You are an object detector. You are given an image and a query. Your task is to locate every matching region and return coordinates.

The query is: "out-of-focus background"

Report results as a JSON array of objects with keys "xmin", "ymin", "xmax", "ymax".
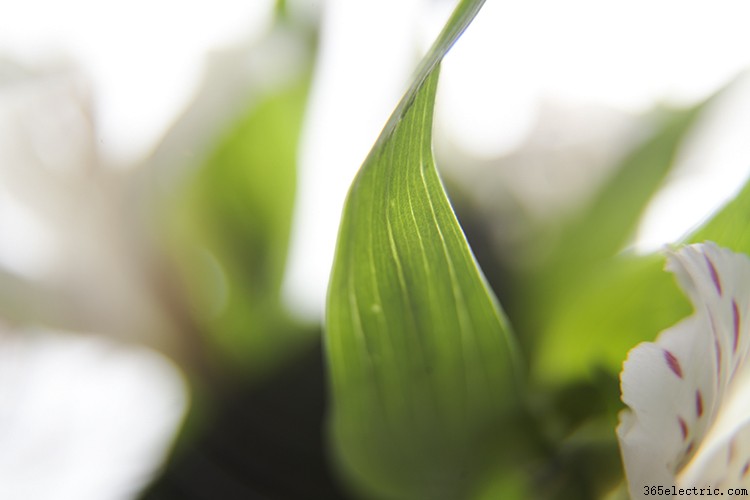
[{"xmin": 2, "ymin": 0, "xmax": 750, "ymax": 498}]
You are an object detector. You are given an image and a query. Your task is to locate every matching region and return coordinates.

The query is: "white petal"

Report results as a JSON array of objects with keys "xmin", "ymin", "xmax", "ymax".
[
  {"xmin": 618, "ymin": 242, "xmax": 750, "ymax": 499},
  {"xmin": 618, "ymin": 315, "xmax": 716, "ymax": 498},
  {"xmin": 668, "ymin": 243, "xmax": 750, "ymax": 398},
  {"xmin": 679, "ymin": 416, "xmax": 750, "ymax": 491}
]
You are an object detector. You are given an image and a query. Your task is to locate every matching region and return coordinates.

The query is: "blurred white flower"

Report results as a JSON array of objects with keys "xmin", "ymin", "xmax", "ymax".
[
  {"xmin": 0, "ymin": 60, "xmax": 179, "ymax": 349},
  {"xmin": 618, "ymin": 242, "xmax": 750, "ymax": 497},
  {"xmin": 0, "ymin": 60, "xmax": 189, "ymax": 499}
]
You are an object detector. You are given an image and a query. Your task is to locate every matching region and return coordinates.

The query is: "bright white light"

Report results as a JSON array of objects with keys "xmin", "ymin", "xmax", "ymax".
[
  {"xmin": 435, "ymin": 0, "xmax": 540, "ymax": 158},
  {"xmin": 0, "ymin": 328, "xmax": 188, "ymax": 500},
  {"xmin": 0, "ymin": 188, "xmax": 56, "ymax": 279},
  {"xmin": 431, "ymin": 0, "xmax": 750, "ymax": 254},
  {"xmin": 0, "ymin": 0, "xmax": 275, "ymax": 165}
]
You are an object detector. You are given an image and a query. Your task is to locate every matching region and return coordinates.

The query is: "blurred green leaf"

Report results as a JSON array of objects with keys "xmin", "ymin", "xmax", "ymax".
[
  {"xmin": 546, "ymin": 105, "xmax": 704, "ymax": 274},
  {"xmin": 534, "ymin": 253, "xmax": 690, "ymax": 383},
  {"xmin": 524, "ymin": 95, "xmax": 716, "ymax": 385},
  {"xmin": 169, "ymin": 68, "xmax": 311, "ymax": 376},
  {"xmin": 473, "ymin": 472, "xmax": 530, "ymax": 500},
  {"xmin": 326, "ymin": 2, "xmax": 526, "ymax": 498}
]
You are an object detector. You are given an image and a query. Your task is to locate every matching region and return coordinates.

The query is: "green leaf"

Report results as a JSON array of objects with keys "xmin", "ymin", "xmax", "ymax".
[
  {"xmin": 326, "ymin": 1, "xmax": 524, "ymax": 498},
  {"xmin": 520, "ymin": 81, "xmax": 750, "ymax": 394},
  {"xmin": 166, "ymin": 62, "xmax": 312, "ymax": 376},
  {"xmin": 526, "ymin": 96, "xmax": 715, "ymax": 384},
  {"xmin": 545, "ymin": 104, "xmax": 707, "ymax": 278},
  {"xmin": 534, "ymin": 253, "xmax": 690, "ymax": 383}
]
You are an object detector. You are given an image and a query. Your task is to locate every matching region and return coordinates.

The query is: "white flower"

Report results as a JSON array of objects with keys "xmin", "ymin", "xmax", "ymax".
[
  {"xmin": 0, "ymin": 60, "xmax": 189, "ymax": 500},
  {"xmin": 618, "ymin": 242, "xmax": 750, "ymax": 498}
]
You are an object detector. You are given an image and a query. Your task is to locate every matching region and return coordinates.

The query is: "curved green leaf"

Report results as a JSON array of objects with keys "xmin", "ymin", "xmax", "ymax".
[{"xmin": 326, "ymin": 2, "xmax": 524, "ymax": 498}]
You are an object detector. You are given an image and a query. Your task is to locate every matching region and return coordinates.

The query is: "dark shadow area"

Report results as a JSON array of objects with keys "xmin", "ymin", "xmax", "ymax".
[{"xmin": 142, "ymin": 341, "xmax": 352, "ymax": 500}]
